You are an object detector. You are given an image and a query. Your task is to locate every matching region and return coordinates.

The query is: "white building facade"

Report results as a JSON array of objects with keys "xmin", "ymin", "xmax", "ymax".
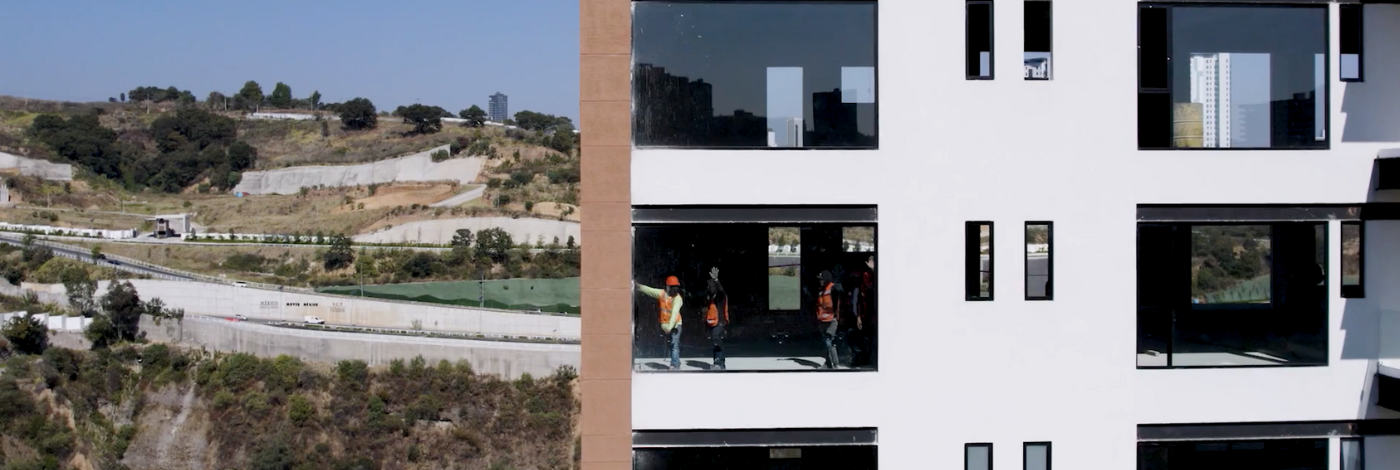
[{"xmin": 580, "ymin": 1, "xmax": 1400, "ymax": 469}]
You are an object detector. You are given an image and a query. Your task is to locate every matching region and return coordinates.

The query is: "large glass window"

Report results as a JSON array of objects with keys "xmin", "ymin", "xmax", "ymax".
[
  {"xmin": 636, "ymin": 445, "xmax": 876, "ymax": 470},
  {"xmin": 1138, "ymin": 4, "xmax": 1328, "ymax": 149},
  {"xmin": 633, "ymin": 1, "xmax": 878, "ymax": 148},
  {"xmin": 1138, "ymin": 439, "xmax": 1327, "ymax": 470},
  {"xmin": 633, "ymin": 208, "xmax": 877, "ymax": 372},
  {"xmin": 1026, "ymin": 222, "xmax": 1052, "ymax": 300},
  {"xmin": 1137, "ymin": 223, "xmax": 1327, "ymax": 368},
  {"xmin": 1024, "ymin": 1, "xmax": 1052, "ymax": 80}
]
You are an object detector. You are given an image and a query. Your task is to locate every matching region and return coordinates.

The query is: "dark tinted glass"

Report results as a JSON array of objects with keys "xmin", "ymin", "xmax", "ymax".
[
  {"xmin": 966, "ymin": 222, "xmax": 993, "ymax": 300},
  {"xmin": 633, "ymin": 1, "xmax": 878, "ymax": 148},
  {"xmin": 1026, "ymin": 223, "xmax": 1051, "ymax": 300},
  {"xmin": 635, "ymin": 445, "xmax": 877, "ymax": 470},
  {"xmin": 1025, "ymin": 1, "xmax": 1052, "ymax": 80},
  {"xmin": 1170, "ymin": 6, "xmax": 1327, "ymax": 149},
  {"xmin": 1341, "ymin": 5, "xmax": 1363, "ymax": 81},
  {"xmin": 1139, "ymin": 6, "xmax": 1169, "ymax": 90},
  {"xmin": 967, "ymin": 2, "xmax": 994, "ymax": 79},
  {"xmin": 1137, "ymin": 440, "xmax": 1327, "ymax": 470},
  {"xmin": 1137, "ymin": 223, "xmax": 1327, "ymax": 368},
  {"xmin": 1342, "ymin": 221, "xmax": 1363, "ymax": 297},
  {"xmin": 633, "ymin": 222, "xmax": 877, "ymax": 371}
]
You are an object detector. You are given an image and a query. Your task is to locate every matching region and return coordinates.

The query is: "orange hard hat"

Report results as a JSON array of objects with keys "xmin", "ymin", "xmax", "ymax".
[{"xmin": 665, "ymin": 276, "xmax": 680, "ymax": 287}]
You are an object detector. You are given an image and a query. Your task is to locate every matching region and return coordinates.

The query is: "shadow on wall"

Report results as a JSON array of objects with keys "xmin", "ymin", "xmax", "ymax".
[
  {"xmin": 1342, "ymin": 163, "xmax": 1400, "ymax": 420},
  {"xmin": 1341, "ymin": 5, "xmax": 1400, "ymax": 143}
]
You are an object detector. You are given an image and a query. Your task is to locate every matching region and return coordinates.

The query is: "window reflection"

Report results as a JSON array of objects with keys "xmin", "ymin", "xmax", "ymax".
[
  {"xmin": 633, "ymin": 1, "xmax": 878, "ymax": 148},
  {"xmin": 1139, "ymin": 5, "xmax": 1328, "ymax": 149},
  {"xmin": 1342, "ymin": 222, "xmax": 1363, "ymax": 297},
  {"xmin": 1138, "ymin": 440, "xmax": 1327, "ymax": 470},
  {"xmin": 1026, "ymin": 223, "xmax": 1052, "ymax": 300},
  {"xmin": 635, "ymin": 445, "xmax": 877, "ymax": 470},
  {"xmin": 1138, "ymin": 223, "xmax": 1327, "ymax": 368},
  {"xmin": 634, "ymin": 223, "xmax": 877, "ymax": 371}
]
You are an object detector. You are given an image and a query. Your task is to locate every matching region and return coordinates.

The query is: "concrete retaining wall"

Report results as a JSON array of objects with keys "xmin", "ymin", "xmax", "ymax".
[
  {"xmin": 232, "ymin": 145, "xmax": 482, "ymax": 195},
  {"xmin": 0, "ymin": 151, "xmax": 73, "ymax": 181},
  {"xmin": 141, "ymin": 315, "xmax": 577, "ymax": 379},
  {"xmin": 0, "ymin": 311, "xmax": 92, "ymax": 332},
  {"xmin": 27, "ymin": 280, "xmax": 581, "ymax": 340},
  {"xmin": 354, "ymin": 217, "xmax": 581, "ymax": 246}
]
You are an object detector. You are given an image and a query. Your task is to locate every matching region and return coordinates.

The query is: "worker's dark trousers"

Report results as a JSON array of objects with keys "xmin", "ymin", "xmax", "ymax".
[
  {"xmin": 668, "ymin": 325, "xmax": 682, "ymax": 370},
  {"xmin": 709, "ymin": 324, "xmax": 725, "ymax": 370},
  {"xmin": 820, "ymin": 320, "xmax": 839, "ymax": 369}
]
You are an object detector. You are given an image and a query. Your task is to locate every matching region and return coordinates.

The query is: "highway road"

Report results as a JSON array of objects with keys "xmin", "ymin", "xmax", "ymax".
[{"xmin": 0, "ymin": 234, "xmax": 195, "ymax": 281}]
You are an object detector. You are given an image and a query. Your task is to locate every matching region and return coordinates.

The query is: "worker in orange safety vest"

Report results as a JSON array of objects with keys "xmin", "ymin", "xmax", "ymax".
[
  {"xmin": 813, "ymin": 270, "xmax": 841, "ymax": 369},
  {"xmin": 636, "ymin": 275, "xmax": 683, "ymax": 370},
  {"xmin": 704, "ymin": 267, "xmax": 729, "ymax": 370}
]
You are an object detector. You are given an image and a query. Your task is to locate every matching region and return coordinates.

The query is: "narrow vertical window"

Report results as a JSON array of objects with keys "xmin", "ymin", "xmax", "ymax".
[
  {"xmin": 967, "ymin": 1, "xmax": 995, "ymax": 80},
  {"xmin": 1024, "ymin": 1, "xmax": 1052, "ymax": 80},
  {"xmin": 1341, "ymin": 4, "xmax": 1364, "ymax": 82},
  {"xmin": 1024, "ymin": 442, "xmax": 1051, "ymax": 470},
  {"xmin": 966, "ymin": 443, "xmax": 993, "ymax": 470},
  {"xmin": 1026, "ymin": 222, "xmax": 1052, "ymax": 300},
  {"xmin": 1341, "ymin": 437, "xmax": 1364, "ymax": 470},
  {"xmin": 1342, "ymin": 221, "xmax": 1364, "ymax": 298},
  {"xmin": 1137, "ymin": 5, "xmax": 1170, "ymax": 148},
  {"xmin": 967, "ymin": 222, "xmax": 994, "ymax": 300}
]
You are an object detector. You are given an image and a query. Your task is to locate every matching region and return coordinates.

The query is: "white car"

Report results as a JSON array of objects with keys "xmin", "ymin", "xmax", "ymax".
[
  {"xmin": 234, "ymin": 314, "xmax": 248, "ymax": 321},
  {"xmin": 303, "ymin": 315, "xmax": 325, "ymax": 325},
  {"xmin": 233, "ymin": 281, "xmax": 248, "ymax": 288}
]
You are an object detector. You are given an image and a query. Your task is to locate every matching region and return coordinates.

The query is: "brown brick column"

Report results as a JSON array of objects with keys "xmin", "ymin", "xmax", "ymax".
[{"xmin": 579, "ymin": 0, "xmax": 632, "ymax": 469}]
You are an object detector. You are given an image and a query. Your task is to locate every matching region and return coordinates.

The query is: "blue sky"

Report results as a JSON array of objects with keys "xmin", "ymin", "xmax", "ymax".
[{"xmin": 0, "ymin": 0, "xmax": 579, "ymax": 122}]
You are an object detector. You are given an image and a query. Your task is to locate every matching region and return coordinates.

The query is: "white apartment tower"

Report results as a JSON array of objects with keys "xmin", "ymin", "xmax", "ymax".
[
  {"xmin": 580, "ymin": 2, "xmax": 1400, "ymax": 470},
  {"xmin": 1190, "ymin": 53, "xmax": 1233, "ymax": 148}
]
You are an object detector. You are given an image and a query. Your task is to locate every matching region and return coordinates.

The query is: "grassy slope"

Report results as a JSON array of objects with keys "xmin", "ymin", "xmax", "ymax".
[
  {"xmin": 319, "ymin": 278, "xmax": 582, "ymax": 314},
  {"xmin": 0, "ymin": 344, "xmax": 578, "ymax": 470}
]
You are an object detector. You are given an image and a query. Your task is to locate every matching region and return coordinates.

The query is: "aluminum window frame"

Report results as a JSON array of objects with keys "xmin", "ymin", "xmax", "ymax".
[
  {"xmin": 967, "ymin": 0, "xmax": 996, "ymax": 80},
  {"xmin": 1024, "ymin": 442, "xmax": 1052, "ymax": 470},
  {"xmin": 967, "ymin": 221, "xmax": 995, "ymax": 301},
  {"xmin": 1025, "ymin": 221, "xmax": 1054, "ymax": 301}
]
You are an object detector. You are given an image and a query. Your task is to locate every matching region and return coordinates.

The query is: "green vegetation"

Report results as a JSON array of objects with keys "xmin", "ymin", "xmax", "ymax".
[
  {"xmin": 0, "ymin": 345, "xmax": 579, "ymax": 470},
  {"xmin": 768, "ymin": 275, "xmax": 800, "ymax": 311},
  {"xmin": 339, "ymin": 97, "xmax": 378, "ymax": 130},
  {"xmin": 320, "ymin": 277, "xmax": 581, "ymax": 313},
  {"xmin": 1191, "ymin": 226, "xmax": 1271, "ymax": 304},
  {"xmin": 459, "ymin": 105, "xmax": 487, "ymax": 127},
  {"xmin": 397, "ymin": 104, "xmax": 451, "ymax": 135}
]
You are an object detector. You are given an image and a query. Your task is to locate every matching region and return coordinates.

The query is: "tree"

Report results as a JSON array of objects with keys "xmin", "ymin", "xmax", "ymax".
[
  {"xmin": 89, "ymin": 245, "xmax": 102, "ymax": 261},
  {"xmin": 339, "ymin": 97, "xmax": 378, "ymax": 130},
  {"xmin": 309, "ymin": 90, "xmax": 321, "ymax": 110},
  {"xmin": 476, "ymin": 228, "xmax": 514, "ymax": 264},
  {"xmin": 399, "ymin": 104, "xmax": 444, "ymax": 135},
  {"xmin": 120, "ymin": 92, "xmax": 126, "ymax": 102},
  {"xmin": 354, "ymin": 256, "xmax": 377, "ymax": 277},
  {"xmin": 149, "ymin": 107, "xmax": 237, "ymax": 152},
  {"xmin": 1, "ymin": 314, "xmax": 48, "ymax": 355},
  {"xmin": 207, "ymin": 91, "xmax": 226, "ymax": 110},
  {"xmin": 459, "ymin": 105, "xmax": 487, "ymax": 127},
  {"xmin": 566, "ymin": 235, "xmax": 576, "ymax": 250},
  {"xmin": 451, "ymin": 229, "xmax": 475, "ymax": 247},
  {"xmin": 62, "ymin": 265, "xmax": 97, "ymax": 316},
  {"xmin": 323, "ymin": 235, "xmax": 355, "ymax": 271},
  {"xmin": 269, "ymin": 82, "xmax": 293, "ymax": 108},
  {"xmin": 237, "ymin": 80, "xmax": 265, "ymax": 111},
  {"xmin": 227, "ymin": 141, "xmax": 258, "ymax": 171},
  {"xmin": 98, "ymin": 280, "xmax": 143, "ymax": 345},
  {"xmin": 108, "ymin": 97, "xmax": 117, "ymax": 103}
]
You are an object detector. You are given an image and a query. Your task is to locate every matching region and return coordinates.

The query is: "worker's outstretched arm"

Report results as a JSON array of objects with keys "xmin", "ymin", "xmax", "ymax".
[{"xmin": 636, "ymin": 283, "xmax": 663, "ymax": 299}]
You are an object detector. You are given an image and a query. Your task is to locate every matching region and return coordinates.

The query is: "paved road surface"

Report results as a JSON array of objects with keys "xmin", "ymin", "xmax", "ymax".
[
  {"xmin": 0, "ymin": 234, "xmax": 195, "ymax": 281},
  {"xmin": 430, "ymin": 185, "xmax": 486, "ymax": 208}
]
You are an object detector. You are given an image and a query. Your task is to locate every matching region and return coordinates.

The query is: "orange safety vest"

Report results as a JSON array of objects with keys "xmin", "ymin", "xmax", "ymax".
[
  {"xmin": 706, "ymin": 298, "xmax": 729, "ymax": 327},
  {"xmin": 658, "ymin": 294, "xmax": 679, "ymax": 326},
  {"xmin": 816, "ymin": 282, "xmax": 836, "ymax": 323}
]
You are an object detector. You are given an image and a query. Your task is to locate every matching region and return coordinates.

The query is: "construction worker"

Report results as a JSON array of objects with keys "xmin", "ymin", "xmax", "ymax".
[
  {"xmin": 850, "ymin": 254, "xmax": 876, "ymax": 368},
  {"xmin": 636, "ymin": 275, "xmax": 683, "ymax": 370},
  {"xmin": 813, "ymin": 270, "xmax": 841, "ymax": 369},
  {"xmin": 704, "ymin": 267, "xmax": 729, "ymax": 370}
]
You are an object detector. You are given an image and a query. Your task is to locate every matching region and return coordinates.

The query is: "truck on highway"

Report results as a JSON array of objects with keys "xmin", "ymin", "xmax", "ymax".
[{"xmin": 304, "ymin": 315, "xmax": 325, "ymax": 325}]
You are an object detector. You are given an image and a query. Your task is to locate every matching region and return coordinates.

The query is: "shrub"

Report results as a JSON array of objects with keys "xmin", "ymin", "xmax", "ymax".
[
  {"xmin": 430, "ymin": 149, "xmax": 450, "ymax": 162},
  {"xmin": 218, "ymin": 353, "xmax": 262, "ymax": 390},
  {"xmin": 212, "ymin": 390, "xmax": 237, "ymax": 409},
  {"xmin": 288, "ymin": 394, "xmax": 315, "ymax": 426}
]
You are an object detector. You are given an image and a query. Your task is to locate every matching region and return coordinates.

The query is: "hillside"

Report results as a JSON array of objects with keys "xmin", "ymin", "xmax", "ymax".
[{"xmin": 0, "ymin": 344, "xmax": 579, "ymax": 470}]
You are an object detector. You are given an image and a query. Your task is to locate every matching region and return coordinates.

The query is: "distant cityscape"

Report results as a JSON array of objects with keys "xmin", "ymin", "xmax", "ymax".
[{"xmin": 489, "ymin": 91, "xmax": 509, "ymax": 122}]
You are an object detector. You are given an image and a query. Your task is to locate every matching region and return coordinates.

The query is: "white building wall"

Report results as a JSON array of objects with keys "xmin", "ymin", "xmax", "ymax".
[{"xmin": 628, "ymin": 2, "xmax": 1400, "ymax": 469}]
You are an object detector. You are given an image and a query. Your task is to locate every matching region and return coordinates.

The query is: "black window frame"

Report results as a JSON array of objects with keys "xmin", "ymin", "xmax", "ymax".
[
  {"xmin": 1136, "ymin": 3, "xmax": 1332, "ymax": 151},
  {"xmin": 1341, "ymin": 437, "xmax": 1364, "ymax": 470},
  {"xmin": 1024, "ymin": 0, "xmax": 1052, "ymax": 81},
  {"xmin": 1024, "ymin": 442, "xmax": 1051, "ymax": 470},
  {"xmin": 967, "ymin": 0, "xmax": 996, "ymax": 80},
  {"xmin": 966, "ymin": 443, "xmax": 994, "ymax": 470},
  {"xmin": 1340, "ymin": 4, "xmax": 1364, "ymax": 83},
  {"xmin": 1025, "ymin": 221, "xmax": 1053, "ymax": 301},
  {"xmin": 967, "ymin": 221, "xmax": 994, "ymax": 301},
  {"xmin": 630, "ymin": 0, "xmax": 881, "ymax": 151},
  {"xmin": 1342, "ymin": 221, "xmax": 1364, "ymax": 298}
]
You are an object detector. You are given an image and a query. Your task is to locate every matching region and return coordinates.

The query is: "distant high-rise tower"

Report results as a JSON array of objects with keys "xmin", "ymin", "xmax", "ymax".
[
  {"xmin": 1189, "ymin": 53, "xmax": 1232, "ymax": 148},
  {"xmin": 489, "ymin": 92, "xmax": 509, "ymax": 123},
  {"xmin": 785, "ymin": 118, "xmax": 804, "ymax": 147}
]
